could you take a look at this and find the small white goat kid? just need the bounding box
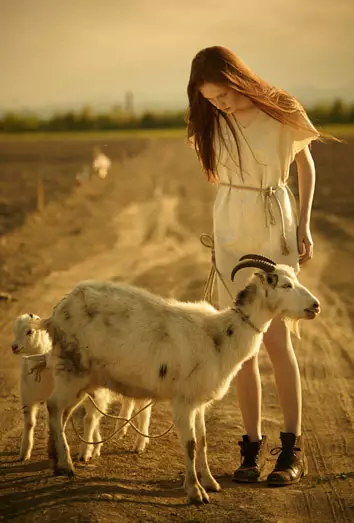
[92,147,112,179]
[12,313,151,462]
[34,255,320,504]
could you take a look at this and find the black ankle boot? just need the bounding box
[267,432,308,486]
[233,435,268,483]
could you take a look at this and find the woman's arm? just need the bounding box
[295,146,316,264]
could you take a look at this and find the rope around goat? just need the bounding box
[70,393,174,445]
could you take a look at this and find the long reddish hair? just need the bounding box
[187,46,324,182]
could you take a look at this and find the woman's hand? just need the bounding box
[297,221,313,264]
[295,146,316,265]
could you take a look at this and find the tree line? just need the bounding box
[0,99,353,133]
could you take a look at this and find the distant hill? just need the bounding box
[0,85,353,119]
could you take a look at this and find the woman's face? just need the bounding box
[199,82,248,114]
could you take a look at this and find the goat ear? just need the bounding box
[254,271,266,282]
[266,273,278,288]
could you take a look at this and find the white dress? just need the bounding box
[213,110,318,308]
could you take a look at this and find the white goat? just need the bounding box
[92,147,112,179]
[33,255,320,504]
[12,313,151,462]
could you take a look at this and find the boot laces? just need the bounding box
[270,445,301,456]
[239,440,261,466]
[269,445,301,466]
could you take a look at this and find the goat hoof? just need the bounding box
[78,455,91,463]
[134,438,149,453]
[189,497,204,505]
[189,488,210,505]
[54,467,75,477]
[203,480,221,492]
[134,446,146,454]
[201,491,210,503]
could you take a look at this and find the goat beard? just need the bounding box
[283,317,301,339]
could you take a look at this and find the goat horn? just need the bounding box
[231,260,275,282]
[239,253,276,265]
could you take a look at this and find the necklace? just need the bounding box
[233,107,261,129]
[230,114,267,168]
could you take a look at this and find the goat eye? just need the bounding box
[282,283,292,289]
[267,276,273,285]
[26,329,32,336]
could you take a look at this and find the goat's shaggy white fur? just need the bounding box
[34,264,319,504]
[12,313,151,462]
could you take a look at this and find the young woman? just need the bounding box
[187,45,323,485]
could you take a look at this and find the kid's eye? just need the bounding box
[26,329,32,335]
[282,283,293,289]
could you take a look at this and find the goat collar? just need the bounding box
[232,307,263,334]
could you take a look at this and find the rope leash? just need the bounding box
[28,362,174,445]
[200,234,264,334]
[200,233,234,303]
[69,393,174,445]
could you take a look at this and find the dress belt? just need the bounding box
[217,182,298,256]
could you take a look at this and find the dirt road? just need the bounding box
[0,137,353,522]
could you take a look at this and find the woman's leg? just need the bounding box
[235,353,262,442]
[233,353,268,482]
[263,318,301,436]
[263,317,307,485]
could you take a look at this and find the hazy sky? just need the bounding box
[1,0,353,113]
